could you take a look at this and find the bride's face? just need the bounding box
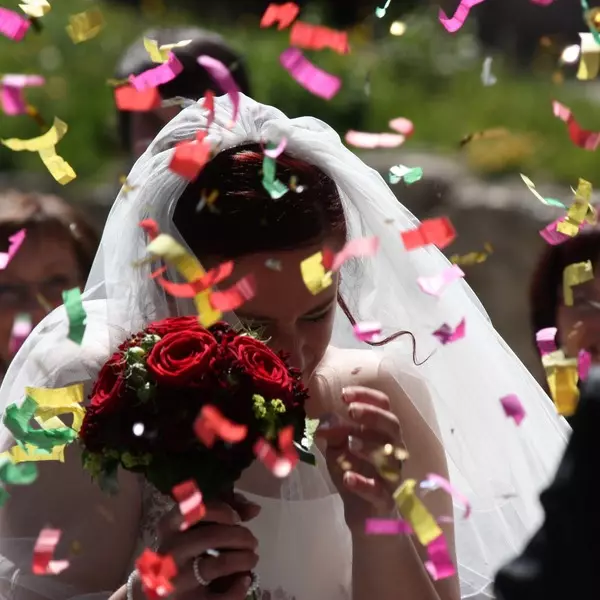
[222,244,339,382]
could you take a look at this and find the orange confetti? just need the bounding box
[260,2,299,30]
[194,405,248,448]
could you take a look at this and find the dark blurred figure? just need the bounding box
[114,26,252,159]
[494,365,600,599]
[0,192,99,378]
[530,229,600,362]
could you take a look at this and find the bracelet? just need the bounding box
[126,569,139,600]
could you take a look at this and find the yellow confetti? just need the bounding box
[577,33,600,80]
[19,0,51,18]
[1,116,67,152]
[450,243,493,266]
[542,351,579,417]
[557,178,597,237]
[300,251,332,295]
[563,260,594,306]
[119,175,137,194]
[66,7,105,44]
[39,146,76,185]
[371,443,409,483]
[143,37,192,63]
[147,234,221,327]
[393,478,442,546]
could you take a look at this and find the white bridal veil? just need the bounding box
[0,94,568,599]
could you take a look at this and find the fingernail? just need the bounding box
[233,511,242,524]
[342,387,355,404]
[348,435,363,452]
[349,405,363,420]
[344,472,357,486]
[243,576,252,588]
[317,412,341,430]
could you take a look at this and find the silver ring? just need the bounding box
[192,556,210,587]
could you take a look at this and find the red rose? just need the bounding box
[146,316,203,338]
[88,351,126,410]
[228,336,292,397]
[146,330,217,387]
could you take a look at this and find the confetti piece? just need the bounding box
[114,85,161,111]
[171,480,206,530]
[136,549,177,599]
[353,321,382,342]
[197,55,240,125]
[265,258,282,271]
[536,327,558,356]
[421,473,471,519]
[539,217,583,245]
[62,287,86,345]
[449,243,493,266]
[169,135,211,181]
[0,229,26,270]
[531,0,555,4]
[0,74,44,116]
[552,100,600,150]
[156,261,234,298]
[389,165,423,185]
[2,116,66,151]
[19,0,50,18]
[542,350,580,416]
[375,0,392,18]
[417,265,465,297]
[393,478,442,546]
[39,146,76,185]
[577,33,600,80]
[33,529,69,575]
[582,0,600,46]
[260,2,299,30]
[439,0,486,33]
[556,179,596,238]
[290,21,349,54]
[262,146,288,199]
[323,236,379,272]
[129,53,183,91]
[388,117,414,137]
[520,174,566,208]
[253,426,298,478]
[300,251,332,295]
[481,56,497,86]
[433,318,466,345]
[499,394,526,425]
[280,48,341,100]
[196,188,219,213]
[65,7,104,44]
[263,138,287,159]
[9,313,32,356]
[345,130,405,149]
[143,37,192,63]
[563,260,594,306]
[0,457,37,505]
[209,275,256,311]
[401,217,456,251]
[424,533,456,581]
[194,405,248,447]
[0,7,30,41]
[578,349,592,380]
[365,518,412,535]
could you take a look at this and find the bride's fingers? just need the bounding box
[342,386,391,410]
[158,502,242,539]
[347,402,401,442]
[177,574,252,600]
[343,471,395,513]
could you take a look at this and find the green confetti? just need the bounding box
[62,287,87,345]
[389,165,423,185]
[3,396,77,452]
[262,145,289,200]
[0,458,38,506]
[375,0,392,18]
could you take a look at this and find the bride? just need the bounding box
[0,95,568,600]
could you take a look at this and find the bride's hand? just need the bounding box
[156,494,261,599]
[316,386,404,530]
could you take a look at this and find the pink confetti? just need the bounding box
[263,138,288,158]
[421,474,471,519]
[578,349,592,381]
[1,75,44,115]
[552,100,600,151]
[280,47,341,100]
[253,426,298,478]
[439,0,487,33]
[0,229,26,270]
[9,313,32,356]
[536,327,557,356]
[353,321,382,342]
[209,275,256,311]
[433,318,466,345]
[424,533,456,581]
[198,55,241,124]
[417,265,464,297]
[129,52,183,91]
[344,130,405,149]
[365,518,413,535]
[388,117,415,137]
[531,0,555,4]
[0,7,31,41]
[323,236,380,272]
[500,393,526,426]
[171,480,206,530]
[539,217,585,245]
[32,529,70,575]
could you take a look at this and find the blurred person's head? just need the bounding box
[114,26,252,160]
[530,228,600,361]
[0,191,99,373]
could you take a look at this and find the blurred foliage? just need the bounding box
[0,0,599,194]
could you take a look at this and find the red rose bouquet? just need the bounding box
[79,316,315,501]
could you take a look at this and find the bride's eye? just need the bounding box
[301,305,334,323]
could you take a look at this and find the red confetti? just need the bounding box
[401,217,456,251]
[135,549,177,600]
[169,137,211,180]
[260,2,300,30]
[290,21,350,54]
[552,100,600,151]
[203,90,215,129]
[32,528,69,575]
[150,266,168,279]
[253,425,299,478]
[156,261,234,298]
[139,219,160,241]
[172,479,206,530]
[210,274,256,311]
[114,85,161,111]
[194,405,248,448]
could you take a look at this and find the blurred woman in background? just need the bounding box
[0,191,99,379]
[114,26,252,160]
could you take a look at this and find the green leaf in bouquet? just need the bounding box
[294,441,317,466]
[98,461,120,496]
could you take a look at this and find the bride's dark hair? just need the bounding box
[173,143,418,354]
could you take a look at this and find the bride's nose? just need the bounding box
[270,331,305,373]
